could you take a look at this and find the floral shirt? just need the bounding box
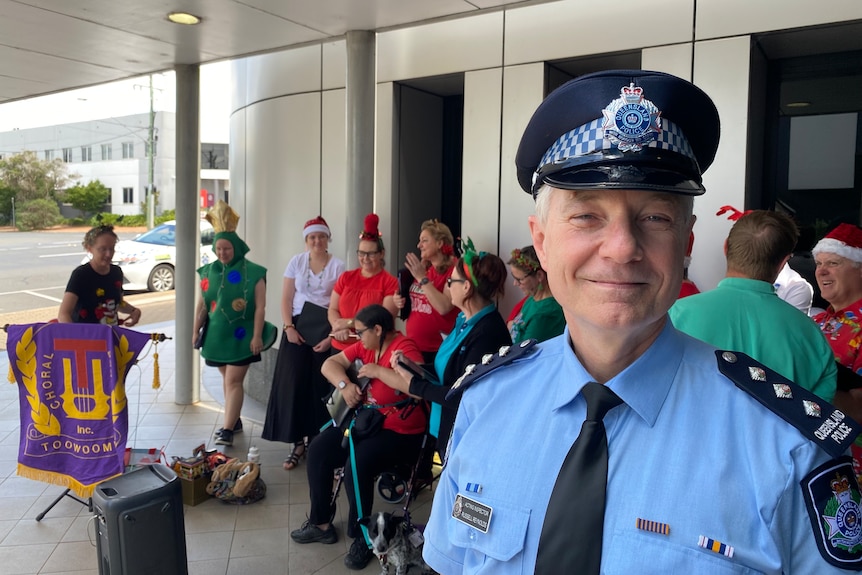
[814,296,862,375]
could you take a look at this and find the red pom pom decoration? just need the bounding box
[360,213,381,240]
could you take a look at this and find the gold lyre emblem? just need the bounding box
[55,338,111,420]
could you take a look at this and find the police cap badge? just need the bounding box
[515,69,720,198]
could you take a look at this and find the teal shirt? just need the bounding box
[669,277,836,402]
[509,295,566,344]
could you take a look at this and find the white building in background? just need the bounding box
[0,62,232,217]
[0,113,228,216]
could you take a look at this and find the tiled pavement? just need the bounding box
[0,320,435,575]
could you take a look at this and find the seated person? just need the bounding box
[389,240,511,452]
[290,304,427,571]
[506,245,565,343]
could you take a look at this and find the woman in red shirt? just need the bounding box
[328,213,399,352]
[393,219,459,364]
[291,304,426,571]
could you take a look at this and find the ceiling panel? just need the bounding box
[0,0,555,104]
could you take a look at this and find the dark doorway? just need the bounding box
[391,74,464,264]
[757,21,862,237]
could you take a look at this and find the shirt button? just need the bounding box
[469,530,477,541]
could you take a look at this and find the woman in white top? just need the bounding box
[262,216,345,470]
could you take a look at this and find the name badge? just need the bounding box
[452,494,493,534]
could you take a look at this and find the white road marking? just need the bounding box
[23,291,62,303]
[39,252,84,258]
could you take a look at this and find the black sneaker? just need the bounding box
[214,418,243,440]
[344,537,373,570]
[291,521,338,544]
[214,428,234,446]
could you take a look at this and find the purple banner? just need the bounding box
[7,323,151,497]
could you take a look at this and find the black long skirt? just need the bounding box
[261,331,333,443]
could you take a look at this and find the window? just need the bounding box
[122,141,134,159]
[81,146,92,162]
[101,144,112,160]
[201,143,229,169]
[122,187,134,204]
[62,148,73,162]
[44,149,54,160]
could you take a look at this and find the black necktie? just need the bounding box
[535,382,623,574]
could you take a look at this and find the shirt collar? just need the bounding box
[717,276,777,295]
[551,319,684,426]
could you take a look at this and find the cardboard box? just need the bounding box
[181,474,211,506]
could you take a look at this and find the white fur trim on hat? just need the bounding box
[812,238,862,264]
[303,224,330,239]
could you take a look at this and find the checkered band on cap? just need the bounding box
[537,117,696,173]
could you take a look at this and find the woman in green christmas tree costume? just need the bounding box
[194,201,276,446]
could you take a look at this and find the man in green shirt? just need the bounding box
[670,210,836,401]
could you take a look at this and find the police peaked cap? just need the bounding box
[516,69,720,197]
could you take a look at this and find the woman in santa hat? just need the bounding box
[262,216,345,470]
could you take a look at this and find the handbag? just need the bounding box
[193,315,209,349]
[206,459,266,504]
[324,359,370,427]
[351,407,385,441]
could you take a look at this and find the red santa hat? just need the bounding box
[303,215,331,239]
[812,223,862,264]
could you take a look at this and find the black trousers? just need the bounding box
[305,423,424,539]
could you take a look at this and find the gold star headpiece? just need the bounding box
[206,200,240,233]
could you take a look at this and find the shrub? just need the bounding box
[17,199,63,230]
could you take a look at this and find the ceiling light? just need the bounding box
[167,12,201,25]
[785,101,811,108]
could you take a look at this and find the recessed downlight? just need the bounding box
[167,12,201,25]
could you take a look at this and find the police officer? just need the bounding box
[422,70,862,573]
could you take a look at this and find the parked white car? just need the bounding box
[83,220,215,292]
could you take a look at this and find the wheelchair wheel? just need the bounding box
[376,471,407,503]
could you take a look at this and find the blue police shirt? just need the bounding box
[423,320,851,574]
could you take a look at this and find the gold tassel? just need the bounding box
[152,349,160,389]
[148,334,161,389]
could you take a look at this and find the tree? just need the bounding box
[0,151,75,204]
[62,180,111,217]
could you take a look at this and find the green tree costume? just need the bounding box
[197,231,275,363]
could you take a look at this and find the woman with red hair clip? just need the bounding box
[327,214,399,353]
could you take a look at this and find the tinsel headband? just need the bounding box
[460,236,486,287]
[509,247,541,273]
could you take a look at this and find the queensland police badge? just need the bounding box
[602,83,661,152]
[802,457,862,569]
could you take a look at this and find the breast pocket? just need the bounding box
[602,530,765,574]
[447,495,531,571]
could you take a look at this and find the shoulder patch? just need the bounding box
[802,456,862,570]
[716,350,861,459]
[445,339,539,400]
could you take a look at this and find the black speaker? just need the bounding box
[93,465,188,575]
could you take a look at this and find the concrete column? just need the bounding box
[345,30,376,260]
[175,64,201,404]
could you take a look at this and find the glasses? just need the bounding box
[355,326,372,337]
[512,270,536,285]
[447,278,468,287]
[356,250,381,259]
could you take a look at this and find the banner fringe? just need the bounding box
[16,463,122,499]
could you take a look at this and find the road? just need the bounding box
[0,228,177,346]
